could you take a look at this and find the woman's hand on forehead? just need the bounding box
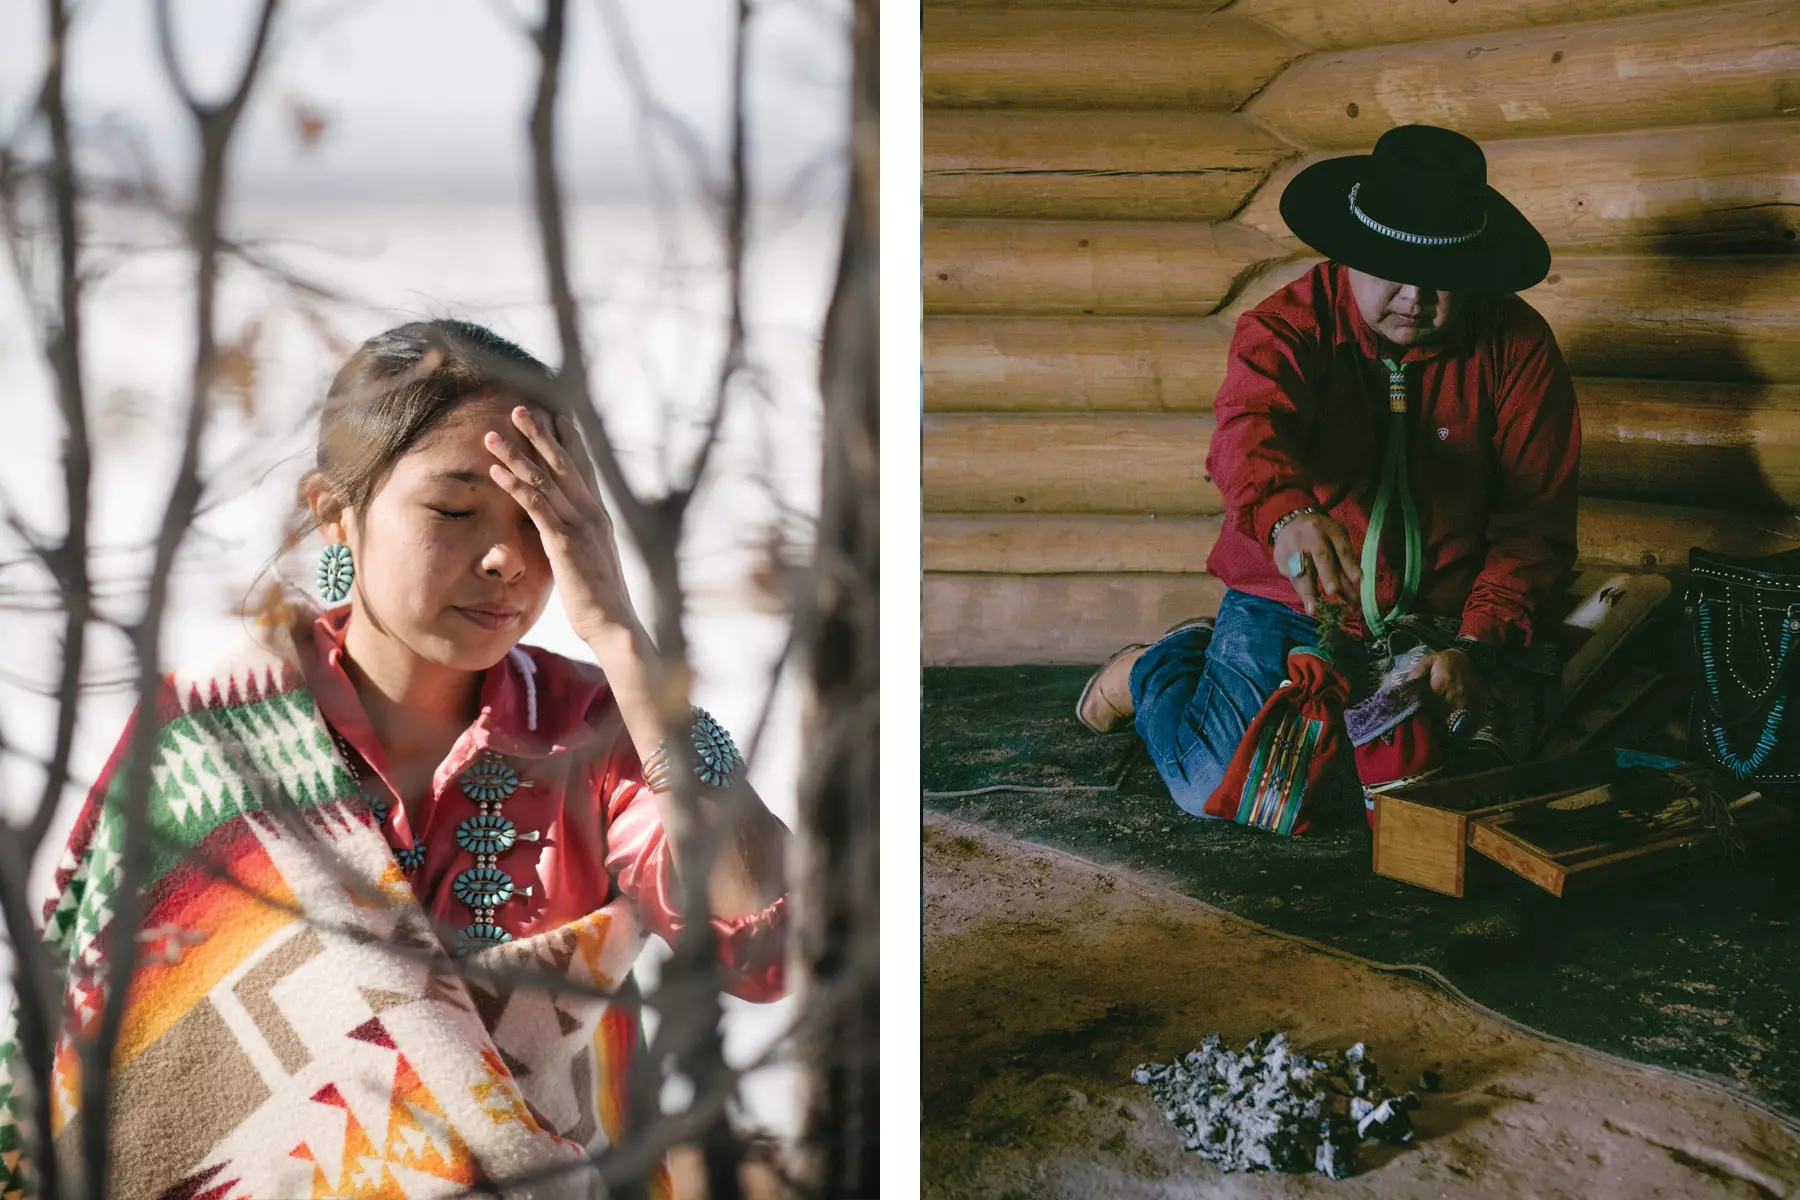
[484,406,640,643]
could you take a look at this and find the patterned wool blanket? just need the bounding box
[0,617,671,1199]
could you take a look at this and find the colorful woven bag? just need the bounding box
[1203,647,1353,835]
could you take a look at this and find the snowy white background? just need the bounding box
[0,0,848,1142]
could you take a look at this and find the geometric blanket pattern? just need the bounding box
[0,618,672,1199]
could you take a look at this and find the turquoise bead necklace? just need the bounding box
[1694,596,1794,779]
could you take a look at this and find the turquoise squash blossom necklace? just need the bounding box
[450,752,541,953]
[330,730,542,955]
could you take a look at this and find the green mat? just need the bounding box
[924,665,1800,1125]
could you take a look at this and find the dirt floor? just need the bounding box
[923,812,1800,1199]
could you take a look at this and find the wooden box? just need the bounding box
[1375,750,1791,897]
[1372,750,1670,897]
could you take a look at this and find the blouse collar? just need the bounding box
[303,605,614,762]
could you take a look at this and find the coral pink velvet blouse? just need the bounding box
[305,606,787,1002]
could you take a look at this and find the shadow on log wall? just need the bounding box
[922,0,1800,665]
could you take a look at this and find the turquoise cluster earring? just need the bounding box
[318,542,354,603]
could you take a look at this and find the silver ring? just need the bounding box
[1286,551,1310,580]
[1446,708,1472,736]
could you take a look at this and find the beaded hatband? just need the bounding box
[1348,182,1488,247]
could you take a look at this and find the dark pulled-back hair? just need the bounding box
[303,319,555,530]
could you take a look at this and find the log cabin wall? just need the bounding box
[921,0,1800,665]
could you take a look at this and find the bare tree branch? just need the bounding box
[0,3,98,1193]
[672,0,750,516]
[84,2,285,1193]
[527,1,782,1194]
[152,0,280,123]
[591,0,720,211]
[791,0,878,1188]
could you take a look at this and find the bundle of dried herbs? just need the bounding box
[1132,1032,1419,1179]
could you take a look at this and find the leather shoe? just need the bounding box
[1077,642,1148,733]
[1076,616,1216,734]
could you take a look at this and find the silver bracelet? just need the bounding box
[1267,506,1322,547]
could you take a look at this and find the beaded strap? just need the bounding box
[1359,359,1424,640]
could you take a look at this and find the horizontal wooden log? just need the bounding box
[1246,0,1800,149]
[926,238,1800,366]
[924,316,1230,412]
[924,111,1296,222]
[924,413,1220,514]
[1574,497,1800,570]
[1234,120,1800,257]
[923,12,1299,109]
[1232,0,1723,53]
[924,499,1800,577]
[928,322,1800,429]
[926,255,1800,413]
[924,501,1800,662]
[923,260,1321,412]
[924,572,1228,665]
[925,220,1293,316]
[925,514,1223,573]
[1579,378,1800,510]
[1526,256,1800,384]
[926,384,1800,514]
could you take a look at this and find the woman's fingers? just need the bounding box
[487,462,569,534]
[509,407,595,508]
[484,429,580,526]
[548,412,618,543]
[552,412,604,495]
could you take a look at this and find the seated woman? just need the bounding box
[10,320,788,1198]
[1077,124,1581,817]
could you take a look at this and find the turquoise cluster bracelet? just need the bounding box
[643,706,744,793]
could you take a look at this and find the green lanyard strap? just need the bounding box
[1359,357,1424,639]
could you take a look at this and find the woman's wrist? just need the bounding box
[580,621,666,761]
[580,616,652,667]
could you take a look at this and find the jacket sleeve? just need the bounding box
[1458,314,1582,648]
[1208,312,1323,546]
[601,755,788,1003]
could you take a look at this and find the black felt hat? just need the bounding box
[1278,124,1550,294]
